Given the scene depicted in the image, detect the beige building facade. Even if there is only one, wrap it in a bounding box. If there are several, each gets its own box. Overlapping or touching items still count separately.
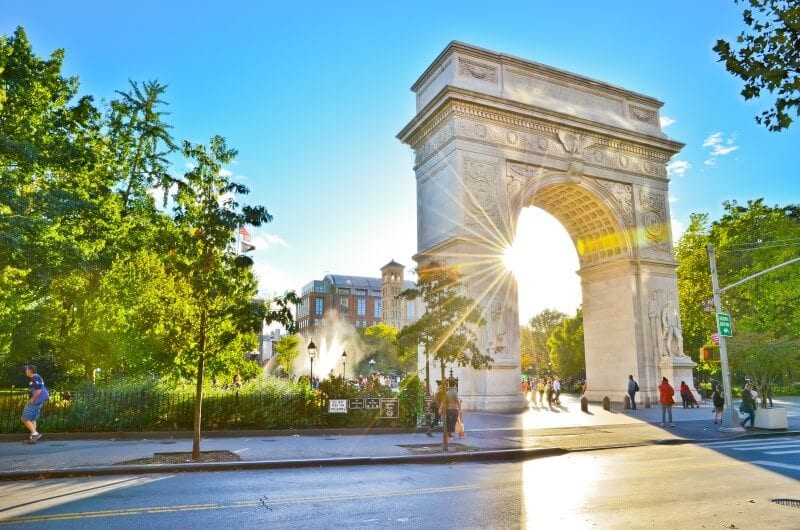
[398,42,690,412]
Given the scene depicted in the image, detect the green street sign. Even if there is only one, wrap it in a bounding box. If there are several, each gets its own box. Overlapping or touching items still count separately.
[716,312,733,337]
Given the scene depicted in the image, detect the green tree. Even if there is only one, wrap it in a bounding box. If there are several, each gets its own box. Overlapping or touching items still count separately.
[395,261,489,449]
[714,0,800,131]
[728,331,800,407]
[547,307,585,380]
[361,322,413,377]
[170,135,275,459]
[520,309,567,376]
[274,335,300,376]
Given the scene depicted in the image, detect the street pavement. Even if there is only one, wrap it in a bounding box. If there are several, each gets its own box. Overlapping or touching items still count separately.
[1,393,797,480]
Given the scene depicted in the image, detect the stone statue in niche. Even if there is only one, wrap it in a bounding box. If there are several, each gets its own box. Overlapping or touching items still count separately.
[661,300,684,357]
[648,289,667,359]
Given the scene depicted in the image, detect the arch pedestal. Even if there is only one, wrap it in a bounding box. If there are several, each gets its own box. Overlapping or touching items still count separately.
[399,42,686,412]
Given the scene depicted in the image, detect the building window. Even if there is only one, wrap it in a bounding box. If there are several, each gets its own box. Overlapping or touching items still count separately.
[315,298,323,316]
[337,287,350,295]
[374,299,382,318]
[371,290,381,297]
[354,289,367,296]
[357,298,366,316]
[407,303,414,319]
[340,296,348,307]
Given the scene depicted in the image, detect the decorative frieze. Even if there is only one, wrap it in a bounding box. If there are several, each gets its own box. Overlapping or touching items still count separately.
[411,102,669,178]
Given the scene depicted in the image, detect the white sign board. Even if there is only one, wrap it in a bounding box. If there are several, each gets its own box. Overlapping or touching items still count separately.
[328,399,348,414]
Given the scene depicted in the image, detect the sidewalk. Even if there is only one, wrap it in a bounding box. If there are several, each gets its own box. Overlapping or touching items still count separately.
[1,394,797,481]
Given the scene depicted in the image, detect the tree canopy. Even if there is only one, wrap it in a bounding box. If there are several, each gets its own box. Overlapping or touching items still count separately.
[520,308,567,376]
[714,0,800,131]
[547,307,585,380]
[0,27,295,394]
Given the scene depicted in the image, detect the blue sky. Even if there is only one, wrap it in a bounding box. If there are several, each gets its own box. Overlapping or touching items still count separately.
[4,1,799,323]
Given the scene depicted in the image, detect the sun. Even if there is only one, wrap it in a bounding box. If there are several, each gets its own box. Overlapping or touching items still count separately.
[502,243,526,277]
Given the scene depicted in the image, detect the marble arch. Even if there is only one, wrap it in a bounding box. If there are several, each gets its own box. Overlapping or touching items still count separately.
[397,42,690,412]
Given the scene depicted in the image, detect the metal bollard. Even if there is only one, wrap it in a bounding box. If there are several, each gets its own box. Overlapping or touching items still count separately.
[581,396,589,412]
[602,396,611,410]
[644,395,652,408]
[623,395,631,409]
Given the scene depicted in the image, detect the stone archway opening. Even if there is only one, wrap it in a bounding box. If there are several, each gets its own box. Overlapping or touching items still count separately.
[398,42,687,412]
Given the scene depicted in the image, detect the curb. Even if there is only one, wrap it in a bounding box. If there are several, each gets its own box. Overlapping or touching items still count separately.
[0,447,566,482]
[0,427,413,443]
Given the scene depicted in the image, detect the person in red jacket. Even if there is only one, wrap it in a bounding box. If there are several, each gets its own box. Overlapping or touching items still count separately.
[680,381,692,408]
[658,376,675,427]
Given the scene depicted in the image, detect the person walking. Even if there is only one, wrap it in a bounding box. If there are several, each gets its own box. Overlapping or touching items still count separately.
[426,384,445,437]
[521,378,530,399]
[545,378,554,408]
[441,385,462,441]
[679,381,691,409]
[658,376,675,427]
[21,365,49,443]
[712,385,725,424]
[627,374,639,410]
[552,377,562,405]
[537,379,545,406]
[740,382,756,429]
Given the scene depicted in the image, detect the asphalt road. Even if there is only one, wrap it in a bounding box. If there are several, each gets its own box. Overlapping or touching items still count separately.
[2,442,799,529]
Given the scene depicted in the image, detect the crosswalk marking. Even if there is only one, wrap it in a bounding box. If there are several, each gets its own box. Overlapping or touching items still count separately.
[701,438,800,449]
[751,460,800,472]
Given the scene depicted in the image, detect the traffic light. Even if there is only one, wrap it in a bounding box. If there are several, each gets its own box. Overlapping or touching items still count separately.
[699,346,719,361]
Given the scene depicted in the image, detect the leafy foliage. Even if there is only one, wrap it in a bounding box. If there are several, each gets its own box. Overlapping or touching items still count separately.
[714,0,800,131]
[676,199,800,360]
[547,307,585,380]
[520,309,567,376]
[395,261,490,371]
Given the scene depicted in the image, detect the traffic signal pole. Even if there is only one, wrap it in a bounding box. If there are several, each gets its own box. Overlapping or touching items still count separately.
[707,244,741,431]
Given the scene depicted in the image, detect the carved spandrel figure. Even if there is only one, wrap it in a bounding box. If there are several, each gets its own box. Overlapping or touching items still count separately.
[661,300,683,357]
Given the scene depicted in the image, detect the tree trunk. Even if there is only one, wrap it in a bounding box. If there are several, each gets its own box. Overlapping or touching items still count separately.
[192,309,207,460]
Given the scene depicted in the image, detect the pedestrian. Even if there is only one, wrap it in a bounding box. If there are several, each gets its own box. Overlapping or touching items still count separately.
[521,378,530,398]
[426,384,445,437]
[552,377,562,405]
[440,385,462,441]
[537,379,545,406]
[679,380,691,409]
[545,378,554,408]
[739,382,756,429]
[21,365,49,444]
[658,376,675,427]
[712,385,724,424]
[627,374,639,410]
[766,385,773,408]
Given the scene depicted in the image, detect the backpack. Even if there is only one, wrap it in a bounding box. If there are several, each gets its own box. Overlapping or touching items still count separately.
[634,381,640,392]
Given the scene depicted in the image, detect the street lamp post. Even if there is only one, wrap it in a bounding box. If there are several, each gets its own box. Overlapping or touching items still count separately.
[341,350,347,380]
[369,358,376,373]
[307,339,317,385]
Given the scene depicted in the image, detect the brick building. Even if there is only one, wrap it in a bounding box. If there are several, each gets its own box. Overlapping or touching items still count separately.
[296,260,422,335]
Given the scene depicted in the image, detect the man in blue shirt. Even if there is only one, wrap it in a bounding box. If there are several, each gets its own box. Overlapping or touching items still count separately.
[21,365,49,443]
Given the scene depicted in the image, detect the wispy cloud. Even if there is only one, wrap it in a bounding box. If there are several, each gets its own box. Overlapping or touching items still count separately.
[702,132,739,165]
[667,160,690,177]
[252,232,288,251]
[218,168,232,178]
[668,195,678,203]
[660,116,675,128]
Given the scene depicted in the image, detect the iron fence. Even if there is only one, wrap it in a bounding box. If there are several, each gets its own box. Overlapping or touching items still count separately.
[0,388,409,434]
